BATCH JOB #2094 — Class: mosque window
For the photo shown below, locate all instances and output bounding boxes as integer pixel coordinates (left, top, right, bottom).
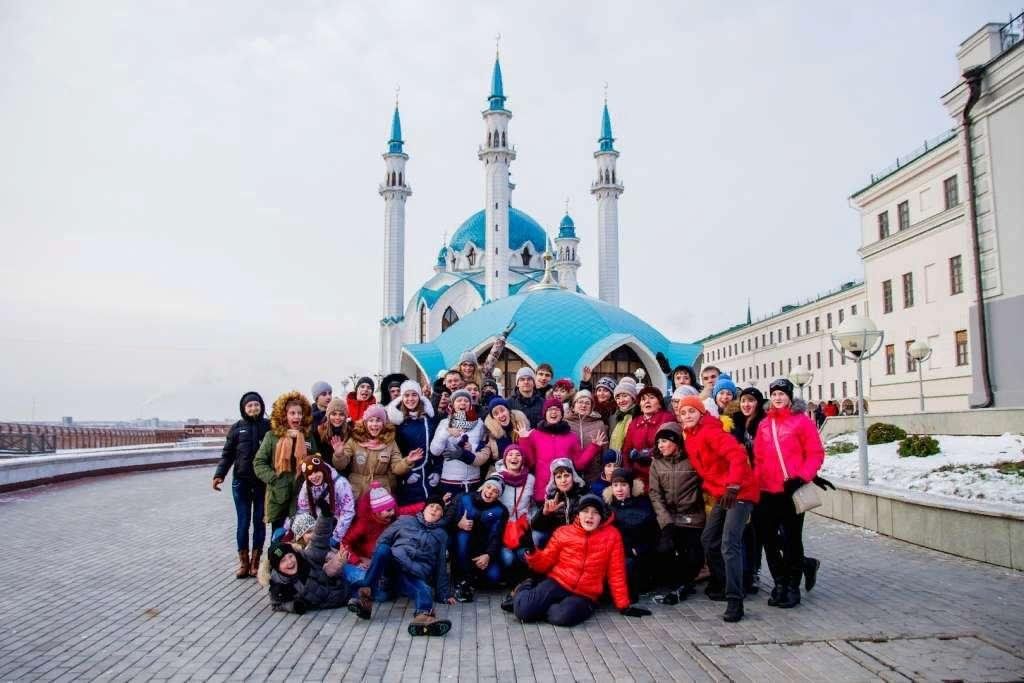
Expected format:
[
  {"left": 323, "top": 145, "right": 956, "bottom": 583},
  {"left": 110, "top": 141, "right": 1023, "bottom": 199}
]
[
  {"left": 398, "top": 172, "right": 403, "bottom": 186},
  {"left": 501, "top": 131, "right": 506, "bottom": 147},
  {"left": 521, "top": 246, "right": 531, "bottom": 266},
  {"left": 612, "top": 170, "right": 616, "bottom": 184},
  {"left": 418, "top": 305, "right": 427, "bottom": 343},
  {"left": 442, "top": 307, "right": 459, "bottom": 332},
  {"left": 467, "top": 247, "right": 476, "bottom": 267},
  {"left": 592, "top": 345, "right": 645, "bottom": 383}
]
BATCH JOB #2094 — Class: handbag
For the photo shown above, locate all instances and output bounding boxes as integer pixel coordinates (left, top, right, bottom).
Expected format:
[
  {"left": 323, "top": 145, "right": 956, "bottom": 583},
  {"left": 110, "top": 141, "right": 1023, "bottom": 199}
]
[
  {"left": 502, "top": 483, "right": 531, "bottom": 549},
  {"left": 771, "top": 420, "right": 822, "bottom": 514}
]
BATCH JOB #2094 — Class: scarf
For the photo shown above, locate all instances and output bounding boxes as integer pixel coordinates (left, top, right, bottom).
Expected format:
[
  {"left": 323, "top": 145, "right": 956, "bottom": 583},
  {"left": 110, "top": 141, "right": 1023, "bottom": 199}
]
[
  {"left": 537, "top": 419, "right": 570, "bottom": 435},
  {"left": 273, "top": 434, "right": 308, "bottom": 475},
  {"left": 498, "top": 467, "right": 529, "bottom": 488}
]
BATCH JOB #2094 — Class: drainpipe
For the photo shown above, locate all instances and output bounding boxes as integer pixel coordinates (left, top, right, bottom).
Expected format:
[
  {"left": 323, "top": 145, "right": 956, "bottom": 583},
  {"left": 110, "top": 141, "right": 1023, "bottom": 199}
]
[{"left": 961, "top": 65, "right": 994, "bottom": 408}]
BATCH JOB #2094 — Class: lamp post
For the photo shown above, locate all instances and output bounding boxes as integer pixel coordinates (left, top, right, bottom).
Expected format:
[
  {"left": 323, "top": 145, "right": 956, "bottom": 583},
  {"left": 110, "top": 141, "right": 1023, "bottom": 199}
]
[
  {"left": 788, "top": 368, "right": 814, "bottom": 401},
  {"left": 634, "top": 367, "right": 646, "bottom": 389},
  {"left": 492, "top": 367, "right": 503, "bottom": 396},
  {"left": 908, "top": 339, "right": 933, "bottom": 412},
  {"left": 348, "top": 374, "right": 360, "bottom": 390},
  {"left": 830, "top": 316, "right": 884, "bottom": 486}
]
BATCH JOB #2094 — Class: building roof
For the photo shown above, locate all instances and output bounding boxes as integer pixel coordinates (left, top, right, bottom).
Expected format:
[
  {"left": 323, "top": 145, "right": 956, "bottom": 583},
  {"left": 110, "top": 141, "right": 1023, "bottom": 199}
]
[
  {"left": 449, "top": 207, "right": 548, "bottom": 253},
  {"left": 849, "top": 129, "right": 956, "bottom": 198},
  {"left": 488, "top": 57, "right": 506, "bottom": 111},
  {"left": 403, "top": 288, "right": 700, "bottom": 382},
  {"left": 387, "top": 106, "right": 404, "bottom": 154},
  {"left": 557, "top": 213, "right": 576, "bottom": 238},
  {"left": 598, "top": 103, "right": 616, "bottom": 152}
]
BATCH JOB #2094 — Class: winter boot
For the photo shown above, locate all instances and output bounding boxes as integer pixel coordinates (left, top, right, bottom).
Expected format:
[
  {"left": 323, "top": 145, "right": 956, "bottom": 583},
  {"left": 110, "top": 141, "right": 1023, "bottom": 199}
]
[
  {"left": 722, "top": 598, "right": 744, "bottom": 623},
  {"left": 347, "top": 587, "right": 373, "bottom": 620},
  {"left": 777, "top": 579, "right": 801, "bottom": 609},
  {"left": 235, "top": 550, "right": 250, "bottom": 579},
  {"left": 501, "top": 577, "right": 534, "bottom": 613},
  {"left": 704, "top": 579, "right": 726, "bottom": 602},
  {"left": 454, "top": 580, "right": 475, "bottom": 603},
  {"left": 408, "top": 612, "right": 452, "bottom": 637},
  {"left": 248, "top": 548, "right": 261, "bottom": 578},
  {"left": 803, "top": 557, "right": 820, "bottom": 592}
]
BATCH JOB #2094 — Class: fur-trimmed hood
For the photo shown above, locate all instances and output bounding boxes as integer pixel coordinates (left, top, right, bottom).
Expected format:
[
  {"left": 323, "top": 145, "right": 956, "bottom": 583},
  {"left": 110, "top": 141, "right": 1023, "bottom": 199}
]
[
  {"left": 483, "top": 409, "right": 529, "bottom": 440},
  {"left": 269, "top": 391, "right": 313, "bottom": 437},
  {"left": 601, "top": 478, "right": 646, "bottom": 503},
  {"left": 350, "top": 419, "right": 397, "bottom": 445},
  {"left": 386, "top": 395, "right": 435, "bottom": 426}
]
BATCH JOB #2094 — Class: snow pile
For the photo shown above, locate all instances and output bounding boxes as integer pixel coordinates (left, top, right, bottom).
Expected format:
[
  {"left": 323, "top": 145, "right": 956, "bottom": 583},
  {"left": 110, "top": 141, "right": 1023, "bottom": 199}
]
[{"left": 821, "top": 432, "right": 1024, "bottom": 507}]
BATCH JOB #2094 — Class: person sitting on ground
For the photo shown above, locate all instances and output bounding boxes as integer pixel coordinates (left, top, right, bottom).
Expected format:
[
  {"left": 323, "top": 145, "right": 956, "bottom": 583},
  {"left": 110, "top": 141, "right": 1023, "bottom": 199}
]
[
  {"left": 347, "top": 495, "right": 456, "bottom": 637},
  {"left": 509, "top": 494, "right": 651, "bottom": 626},
  {"left": 430, "top": 389, "right": 488, "bottom": 495},
  {"left": 257, "top": 512, "right": 316, "bottom": 587},
  {"left": 294, "top": 455, "right": 356, "bottom": 547},
  {"left": 648, "top": 421, "right": 706, "bottom": 606},
  {"left": 448, "top": 474, "right": 509, "bottom": 602},
  {"left": 339, "top": 483, "right": 397, "bottom": 598},
  {"left": 267, "top": 507, "right": 351, "bottom": 614},
  {"left": 603, "top": 468, "right": 659, "bottom": 601},
  {"left": 493, "top": 445, "right": 535, "bottom": 575}
]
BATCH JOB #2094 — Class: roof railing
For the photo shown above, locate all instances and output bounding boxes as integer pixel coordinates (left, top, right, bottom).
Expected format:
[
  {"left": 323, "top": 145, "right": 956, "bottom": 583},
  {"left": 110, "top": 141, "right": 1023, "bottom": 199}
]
[
  {"left": 862, "top": 128, "right": 957, "bottom": 188},
  {"left": 1000, "top": 10, "right": 1024, "bottom": 53}
]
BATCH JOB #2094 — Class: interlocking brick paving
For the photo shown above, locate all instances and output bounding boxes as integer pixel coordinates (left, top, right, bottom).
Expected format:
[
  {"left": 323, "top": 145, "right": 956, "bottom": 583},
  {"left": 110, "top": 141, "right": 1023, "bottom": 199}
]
[{"left": 1, "top": 466, "right": 1021, "bottom": 682}]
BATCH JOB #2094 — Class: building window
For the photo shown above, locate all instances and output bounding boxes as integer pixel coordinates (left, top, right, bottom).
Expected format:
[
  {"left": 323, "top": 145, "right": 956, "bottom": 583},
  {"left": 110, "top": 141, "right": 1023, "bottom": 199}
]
[
  {"left": 796, "top": 323, "right": 800, "bottom": 337},
  {"left": 814, "top": 316, "right": 820, "bottom": 332},
  {"left": 771, "top": 361, "right": 776, "bottom": 375},
  {"left": 944, "top": 175, "right": 959, "bottom": 209},
  {"left": 877, "top": 211, "right": 890, "bottom": 240},
  {"left": 816, "top": 352, "right": 821, "bottom": 369},
  {"left": 441, "top": 306, "right": 459, "bottom": 332},
  {"left": 466, "top": 247, "right": 476, "bottom": 268},
  {"left": 906, "top": 340, "right": 917, "bottom": 372},
  {"left": 955, "top": 330, "right": 969, "bottom": 366},
  {"left": 885, "top": 344, "right": 896, "bottom": 375},
  {"left": 829, "top": 349, "right": 834, "bottom": 367},
  {"left": 902, "top": 272, "right": 914, "bottom": 308},
  {"left": 830, "top": 383, "right": 835, "bottom": 399},
  {"left": 761, "top": 333, "right": 766, "bottom": 346},
  {"left": 841, "top": 381, "right": 847, "bottom": 398},
  {"left": 838, "top": 309, "right": 845, "bottom": 324},
  {"left": 817, "top": 385, "right": 822, "bottom": 400},
  {"left": 807, "top": 354, "right": 811, "bottom": 367},
  {"left": 898, "top": 200, "right": 910, "bottom": 230},
  {"left": 827, "top": 313, "right": 833, "bottom": 329},
  {"left": 841, "top": 352, "right": 846, "bottom": 365},
  {"left": 418, "top": 305, "right": 427, "bottom": 343},
  {"left": 949, "top": 255, "right": 963, "bottom": 295},
  {"left": 851, "top": 304, "right": 858, "bottom": 315},
  {"left": 769, "top": 331, "right": 774, "bottom": 344},
  {"left": 786, "top": 326, "right": 791, "bottom": 341},
  {"left": 882, "top": 280, "right": 893, "bottom": 314},
  {"left": 787, "top": 358, "right": 792, "bottom": 372}
]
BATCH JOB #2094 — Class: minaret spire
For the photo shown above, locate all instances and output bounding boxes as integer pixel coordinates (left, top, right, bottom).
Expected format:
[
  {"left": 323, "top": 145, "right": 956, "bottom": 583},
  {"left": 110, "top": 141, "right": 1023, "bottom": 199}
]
[
  {"left": 480, "top": 48, "right": 515, "bottom": 301},
  {"left": 379, "top": 98, "right": 412, "bottom": 374},
  {"left": 590, "top": 94, "right": 624, "bottom": 306}
]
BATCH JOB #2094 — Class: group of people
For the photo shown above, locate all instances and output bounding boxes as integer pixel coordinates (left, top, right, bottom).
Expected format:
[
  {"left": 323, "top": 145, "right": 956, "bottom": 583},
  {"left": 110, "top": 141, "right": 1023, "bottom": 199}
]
[{"left": 213, "top": 342, "right": 827, "bottom": 635}]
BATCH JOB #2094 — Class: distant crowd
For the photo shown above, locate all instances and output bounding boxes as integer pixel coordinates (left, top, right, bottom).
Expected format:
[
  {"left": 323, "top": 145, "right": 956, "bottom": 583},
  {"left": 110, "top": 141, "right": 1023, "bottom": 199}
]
[{"left": 213, "top": 325, "right": 829, "bottom": 636}]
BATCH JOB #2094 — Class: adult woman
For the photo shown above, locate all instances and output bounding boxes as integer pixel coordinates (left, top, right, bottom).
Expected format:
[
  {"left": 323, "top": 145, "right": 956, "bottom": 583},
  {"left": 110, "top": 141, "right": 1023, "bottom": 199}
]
[
  {"left": 429, "top": 389, "right": 488, "bottom": 495},
  {"left": 565, "top": 390, "right": 609, "bottom": 483},
  {"left": 731, "top": 386, "right": 766, "bottom": 592},
  {"left": 346, "top": 377, "right": 377, "bottom": 423},
  {"left": 753, "top": 378, "right": 825, "bottom": 609},
  {"left": 476, "top": 397, "right": 530, "bottom": 464},
  {"left": 670, "top": 365, "right": 701, "bottom": 393},
  {"left": 213, "top": 391, "right": 271, "bottom": 578},
  {"left": 253, "top": 391, "right": 317, "bottom": 533},
  {"left": 314, "top": 397, "right": 350, "bottom": 462},
  {"left": 620, "top": 386, "right": 676, "bottom": 487},
  {"left": 518, "top": 398, "right": 606, "bottom": 503},
  {"left": 387, "top": 380, "right": 441, "bottom": 515},
  {"left": 335, "top": 404, "right": 402, "bottom": 499}
]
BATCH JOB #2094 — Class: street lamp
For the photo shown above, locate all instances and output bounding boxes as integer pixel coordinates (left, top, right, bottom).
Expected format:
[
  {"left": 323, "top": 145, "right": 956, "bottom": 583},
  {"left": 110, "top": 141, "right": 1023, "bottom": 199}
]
[
  {"left": 634, "top": 367, "right": 646, "bottom": 389},
  {"left": 491, "top": 368, "right": 503, "bottom": 396},
  {"left": 788, "top": 368, "right": 814, "bottom": 400},
  {"left": 830, "top": 316, "right": 884, "bottom": 486},
  {"left": 909, "top": 339, "right": 932, "bottom": 412}
]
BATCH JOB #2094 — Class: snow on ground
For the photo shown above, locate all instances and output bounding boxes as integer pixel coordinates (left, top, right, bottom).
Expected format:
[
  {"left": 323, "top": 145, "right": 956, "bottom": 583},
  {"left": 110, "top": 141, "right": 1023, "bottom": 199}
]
[{"left": 821, "top": 433, "right": 1024, "bottom": 507}]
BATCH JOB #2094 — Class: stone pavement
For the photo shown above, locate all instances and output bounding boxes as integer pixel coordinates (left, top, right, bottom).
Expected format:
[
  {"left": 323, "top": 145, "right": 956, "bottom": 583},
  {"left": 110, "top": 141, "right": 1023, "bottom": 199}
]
[{"left": 0, "top": 466, "right": 1022, "bottom": 682}]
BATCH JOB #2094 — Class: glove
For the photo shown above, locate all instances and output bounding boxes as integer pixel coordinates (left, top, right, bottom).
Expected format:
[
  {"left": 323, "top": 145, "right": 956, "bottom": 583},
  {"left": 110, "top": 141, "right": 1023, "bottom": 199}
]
[
  {"left": 783, "top": 478, "right": 806, "bottom": 496},
  {"left": 291, "top": 598, "right": 308, "bottom": 615},
  {"left": 629, "top": 449, "right": 652, "bottom": 466},
  {"left": 457, "top": 434, "right": 469, "bottom": 448},
  {"left": 813, "top": 475, "right": 836, "bottom": 491},
  {"left": 620, "top": 605, "right": 652, "bottom": 618},
  {"left": 656, "top": 526, "right": 674, "bottom": 554},
  {"left": 655, "top": 351, "right": 671, "bottom": 374},
  {"left": 719, "top": 486, "right": 739, "bottom": 510}
]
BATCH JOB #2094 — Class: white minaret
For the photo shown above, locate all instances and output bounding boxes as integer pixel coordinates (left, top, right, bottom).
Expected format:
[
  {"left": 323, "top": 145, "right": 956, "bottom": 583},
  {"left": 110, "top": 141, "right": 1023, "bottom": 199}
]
[
  {"left": 554, "top": 208, "right": 581, "bottom": 293},
  {"left": 478, "top": 54, "right": 515, "bottom": 301},
  {"left": 379, "top": 103, "right": 411, "bottom": 375},
  {"left": 590, "top": 100, "right": 623, "bottom": 307}
]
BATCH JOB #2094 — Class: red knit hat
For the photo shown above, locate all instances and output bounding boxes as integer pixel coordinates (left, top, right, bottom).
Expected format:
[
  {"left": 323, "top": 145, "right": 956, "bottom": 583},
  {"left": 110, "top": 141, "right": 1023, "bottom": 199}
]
[{"left": 542, "top": 397, "right": 564, "bottom": 417}]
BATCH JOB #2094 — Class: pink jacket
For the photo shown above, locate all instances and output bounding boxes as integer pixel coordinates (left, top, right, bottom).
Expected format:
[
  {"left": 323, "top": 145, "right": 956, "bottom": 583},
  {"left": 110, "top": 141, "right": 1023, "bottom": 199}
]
[
  {"left": 753, "top": 407, "right": 824, "bottom": 493},
  {"left": 518, "top": 425, "right": 601, "bottom": 503}
]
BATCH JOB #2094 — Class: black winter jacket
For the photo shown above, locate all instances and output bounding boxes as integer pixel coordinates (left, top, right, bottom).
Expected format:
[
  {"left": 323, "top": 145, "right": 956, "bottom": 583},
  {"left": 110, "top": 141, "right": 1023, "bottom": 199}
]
[
  {"left": 215, "top": 392, "right": 271, "bottom": 484},
  {"left": 508, "top": 391, "right": 545, "bottom": 428},
  {"left": 269, "top": 515, "right": 350, "bottom": 612},
  {"left": 606, "top": 493, "right": 659, "bottom": 558}
]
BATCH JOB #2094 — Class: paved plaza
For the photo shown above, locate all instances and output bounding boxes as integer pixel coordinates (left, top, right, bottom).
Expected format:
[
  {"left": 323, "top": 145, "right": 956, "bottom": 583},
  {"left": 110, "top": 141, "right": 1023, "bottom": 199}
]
[{"left": 1, "top": 466, "right": 1022, "bottom": 682}]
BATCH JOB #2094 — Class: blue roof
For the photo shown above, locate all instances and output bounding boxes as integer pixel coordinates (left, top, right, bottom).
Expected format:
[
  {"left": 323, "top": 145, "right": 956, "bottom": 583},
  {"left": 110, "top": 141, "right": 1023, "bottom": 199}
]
[
  {"left": 489, "top": 57, "right": 507, "bottom": 111},
  {"left": 436, "top": 245, "right": 448, "bottom": 266},
  {"left": 557, "top": 213, "right": 576, "bottom": 238},
  {"left": 450, "top": 207, "right": 547, "bottom": 253},
  {"left": 403, "top": 288, "right": 701, "bottom": 385},
  {"left": 598, "top": 103, "right": 615, "bottom": 152},
  {"left": 387, "top": 106, "right": 404, "bottom": 154}
]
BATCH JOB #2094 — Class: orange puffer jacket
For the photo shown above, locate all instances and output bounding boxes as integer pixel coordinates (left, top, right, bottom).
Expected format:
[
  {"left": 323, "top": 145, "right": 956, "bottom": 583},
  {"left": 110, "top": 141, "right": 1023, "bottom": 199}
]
[{"left": 524, "top": 516, "right": 631, "bottom": 609}]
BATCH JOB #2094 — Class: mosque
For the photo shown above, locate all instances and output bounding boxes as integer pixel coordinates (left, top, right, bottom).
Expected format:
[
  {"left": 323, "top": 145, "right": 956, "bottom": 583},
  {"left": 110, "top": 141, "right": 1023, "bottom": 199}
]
[{"left": 377, "top": 54, "right": 700, "bottom": 393}]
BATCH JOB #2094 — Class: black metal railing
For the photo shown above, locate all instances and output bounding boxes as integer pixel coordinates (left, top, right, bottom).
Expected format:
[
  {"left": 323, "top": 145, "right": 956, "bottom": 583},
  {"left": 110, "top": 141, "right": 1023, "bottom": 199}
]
[
  {"left": 0, "top": 433, "right": 57, "bottom": 455},
  {"left": 1000, "top": 11, "right": 1024, "bottom": 53}
]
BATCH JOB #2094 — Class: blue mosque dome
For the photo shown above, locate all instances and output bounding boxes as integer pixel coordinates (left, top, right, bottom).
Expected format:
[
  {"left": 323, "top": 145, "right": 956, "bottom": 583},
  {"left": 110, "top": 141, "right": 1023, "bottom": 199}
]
[
  {"left": 558, "top": 213, "right": 576, "bottom": 239},
  {"left": 403, "top": 287, "right": 701, "bottom": 385},
  {"left": 435, "top": 244, "right": 448, "bottom": 267},
  {"left": 449, "top": 207, "right": 547, "bottom": 255}
]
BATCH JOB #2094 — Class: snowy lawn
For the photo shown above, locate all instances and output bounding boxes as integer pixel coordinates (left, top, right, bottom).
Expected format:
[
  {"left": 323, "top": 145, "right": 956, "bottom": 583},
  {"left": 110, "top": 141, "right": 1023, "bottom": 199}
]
[{"left": 821, "top": 432, "right": 1024, "bottom": 507}]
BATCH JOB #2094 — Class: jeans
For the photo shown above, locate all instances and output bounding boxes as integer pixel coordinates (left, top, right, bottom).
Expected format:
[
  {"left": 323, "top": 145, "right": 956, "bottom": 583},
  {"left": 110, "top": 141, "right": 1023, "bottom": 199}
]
[
  {"left": 755, "top": 492, "right": 806, "bottom": 585},
  {"left": 452, "top": 504, "right": 506, "bottom": 585},
  {"left": 742, "top": 520, "right": 761, "bottom": 581},
  {"left": 352, "top": 543, "right": 434, "bottom": 613},
  {"left": 701, "top": 501, "right": 752, "bottom": 601},
  {"left": 513, "top": 578, "right": 595, "bottom": 627},
  {"left": 231, "top": 478, "right": 266, "bottom": 552},
  {"left": 342, "top": 564, "right": 390, "bottom": 602}
]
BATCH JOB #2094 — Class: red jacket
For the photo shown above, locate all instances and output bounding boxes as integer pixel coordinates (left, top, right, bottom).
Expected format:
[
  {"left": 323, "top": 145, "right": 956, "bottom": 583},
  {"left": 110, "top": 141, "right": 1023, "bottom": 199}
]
[
  {"left": 346, "top": 392, "right": 377, "bottom": 423},
  {"left": 683, "top": 414, "right": 759, "bottom": 503},
  {"left": 525, "top": 516, "right": 631, "bottom": 609},
  {"left": 621, "top": 409, "right": 676, "bottom": 487},
  {"left": 753, "top": 407, "right": 825, "bottom": 493},
  {"left": 341, "top": 491, "right": 392, "bottom": 564}
]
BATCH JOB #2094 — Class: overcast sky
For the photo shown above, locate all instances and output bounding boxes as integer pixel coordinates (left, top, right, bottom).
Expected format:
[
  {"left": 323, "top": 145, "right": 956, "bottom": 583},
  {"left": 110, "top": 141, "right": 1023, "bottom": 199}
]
[{"left": 0, "top": 1, "right": 1009, "bottom": 421}]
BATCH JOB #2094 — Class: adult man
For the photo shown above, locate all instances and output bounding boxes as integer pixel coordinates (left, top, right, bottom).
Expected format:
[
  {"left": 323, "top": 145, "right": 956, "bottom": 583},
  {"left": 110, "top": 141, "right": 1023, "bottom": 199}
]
[
  {"left": 507, "top": 367, "right": 545, "bottom": 427},
  {"left": 535, "top": 364, "right": 554, "bottom": 398},
  {"left": 699, "top": 366, "right": 721, "bottom": 401},
  {"left": 432, "top": 370, "right": 464, "bottom": 415}
]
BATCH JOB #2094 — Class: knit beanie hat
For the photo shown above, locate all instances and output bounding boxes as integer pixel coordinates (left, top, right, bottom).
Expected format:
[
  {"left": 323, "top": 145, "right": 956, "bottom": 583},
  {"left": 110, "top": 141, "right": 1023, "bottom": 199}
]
[
  {"left": 399, "top": 380, "right": 423, "bottom": 400},
  {"left": 672, "top": 385, "right": 699, "bottom": 400},
  {"left": 487, "top": 396, "right": 509, "bottom": 416},
  {"left": 613, "top": 381, "right": 638, "bottom": 399},
  {"left": 289, "top": 513, "right": 317, "bottom": 539},
  {"left": 576, "top": 493, "right": 608, "bottom": 520},
  {"left": 620, "top": 376, "right": 637, "bottom": 386},
  {"left": 299, "top": 454, "right": 332, "bottom": 481},
  {"left": 572, "top": 389, "right": 594, "bottom": 406},
  {"left": 637, "top": 385, "right": 664, "bottom": 404},
  {"left": 515, "top": 366, "right": 536, "bottom": 382},
  {"left": 425, "top": 493, "right": 446, "bottom": 510},
  {"left": 542, "top": 397, "right": 564, "bottom": 418},
  {"left": 554, "top": 378, "right": 574, "bottom": 392},
  {"left": 478, "top": 474, "right": 505, "bottom": 495},
  {"left": 712, "top": 374, "right": 738, "bottom": 399},
  {"left": 610, "top": 467, "right": 631, "bottom": 485},
  {"left": 676, "top": 395, "right": 706, "bottom": 415},
  {"left": 459, "top": 350, "right": 477, "bottom": 366},
  {"left": 602, "top": 449, "right": 620, "bottom": 465},
  {"left": 740, "top": 386, "right": 765, "bottom": 404},
  {"left": 356, "top": 376, "right": 375, "bottom": 393},
  {"left": 769, "top": 378, "right": 795, "bottom": 401},
  {"left": 596, "top": 377, "right": 617, "bottom": 393},
  {"left": 362, "top": 404, "right": 388, "bottom": 423},
  {"left": 311, "top": 381, "right": 332, "bottom": 398},
  {"left": 325, "top": 397, "right": 347, "bottom": 415},
  {"left": 482, "top": 378, "right": 498, "bottom": 391},
  {"left": 502, "top": 443, "right": 523, "bottom": 459},
  {"left": 449, "top": 388, "right": 473, "bottom": 406},
  {"left": 268, "top": 542, "right": 296, "bottom": 572},
  {"left": 241, "top": 391, "right": 263, "bottom": 408},
  {"left": 368, "top": 481, "right": 397, "bottom": 513},
  {"left": 655, "top": 421, "right": 684, "bottom": 447}
]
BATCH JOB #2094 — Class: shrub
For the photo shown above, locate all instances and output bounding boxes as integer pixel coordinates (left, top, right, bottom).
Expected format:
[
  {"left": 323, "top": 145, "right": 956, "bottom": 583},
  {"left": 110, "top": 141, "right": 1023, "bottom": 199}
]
[
  {"left": 866, "top": 422, "right": 907, "bottom": 445},
  {"left": 898, "top": 435, "right": 940, "bottom": 458},
  {"left": 827, "top": 440, "right": 858, "bottom": 455}
]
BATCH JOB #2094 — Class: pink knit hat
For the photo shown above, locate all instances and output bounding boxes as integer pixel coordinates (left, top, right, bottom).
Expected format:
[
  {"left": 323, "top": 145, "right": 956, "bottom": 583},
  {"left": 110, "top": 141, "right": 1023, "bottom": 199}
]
[
  {"left": 362, "top": 404, "right": 388, "bottom": 424},
  {"left": 368, "top": 481, "right": 396, "bottom": 513}
]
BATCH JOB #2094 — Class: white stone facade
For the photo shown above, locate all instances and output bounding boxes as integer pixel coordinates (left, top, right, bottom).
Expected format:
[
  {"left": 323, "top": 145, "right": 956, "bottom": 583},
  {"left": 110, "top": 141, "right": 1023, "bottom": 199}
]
[
  {"left": 591, "top": 149, "right": 623, "bottom": 307},
  {"left": 378, "top": 147, "right": 411, "bottom": 374},
  {"left": 479, "top": 105, "right": 515, "bottom": 302}
]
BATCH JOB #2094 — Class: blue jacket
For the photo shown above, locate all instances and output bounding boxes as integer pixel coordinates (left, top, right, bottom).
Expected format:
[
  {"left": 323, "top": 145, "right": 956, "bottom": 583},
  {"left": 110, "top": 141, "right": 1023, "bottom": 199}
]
[
  {"left": 449, "top": 492, "right": 508, "bottom": 563},
  {"left": 377, "top": 513, "right": 452, "bottom": 601},
  {"left": 388, "top": 399, "right": 442, "bottom": 506}
]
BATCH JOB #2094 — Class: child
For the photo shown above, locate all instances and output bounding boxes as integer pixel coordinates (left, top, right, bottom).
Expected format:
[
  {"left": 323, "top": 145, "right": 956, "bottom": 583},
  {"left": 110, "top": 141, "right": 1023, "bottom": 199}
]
[
  {"left": 449, "top": 474, "right": 509, "bottom": 601},
  {"left": 511, "top": 494, "right": 651, "bottom": 626},
  {"left": 493, "top": 445, "right": 535, "bottom": 573},
  {"left": 294, "top": 455, "right": 356, "bottom": 547},
  {"left": 603, "top": 468, "right": 659, "bottom": 600},
  {"left": 530, "top": 458, "right": 590, "bottom": 545},
  {"left": 430, "top": 389, "right": 488, "bottom": 495},
  {"left": 257, "top": 512, "right": 316, "bottom": 587},
  {"left": 267, "top": 511, "right": 351, "bottom": 614},
  {"left": 347, "top": 495, "right": 455, "bottom": 636},
  {"left": 589, "top": 450, "right": 620, "bottom": 497},
  {"left": 253, "top": 391, "right": 318, "bottom": 532},
  {"left": 335, "top": 405, "right": 402, "bottom": 499}
]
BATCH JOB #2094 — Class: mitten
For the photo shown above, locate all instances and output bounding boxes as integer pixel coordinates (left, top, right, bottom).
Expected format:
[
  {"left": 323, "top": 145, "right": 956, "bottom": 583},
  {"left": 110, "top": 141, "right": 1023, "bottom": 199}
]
[{"left": 620, "top": 605, "right": 652, "bottom": 618}]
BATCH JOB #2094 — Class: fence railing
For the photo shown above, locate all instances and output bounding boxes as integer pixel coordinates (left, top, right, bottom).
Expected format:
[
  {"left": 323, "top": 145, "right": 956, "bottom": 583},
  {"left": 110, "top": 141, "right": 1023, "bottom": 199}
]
[
  {"left": 0, "top": 433, "right": 57, "bottom": 455},
  {"left": 1000, "top": 10, "right": 1024, "bottom": 53},
  {"left": 0, "top": 422, "right": 188, "bottom": 454}
]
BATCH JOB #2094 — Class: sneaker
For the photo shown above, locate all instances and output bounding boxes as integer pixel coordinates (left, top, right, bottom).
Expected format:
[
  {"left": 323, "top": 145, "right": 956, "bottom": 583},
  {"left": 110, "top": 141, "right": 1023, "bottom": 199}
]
[
  {"left": 408, "top": 612, "right": 452, "bottom": 637},
  {"left": 803, "top": 558, "right": 820, "bottom": 592}
]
